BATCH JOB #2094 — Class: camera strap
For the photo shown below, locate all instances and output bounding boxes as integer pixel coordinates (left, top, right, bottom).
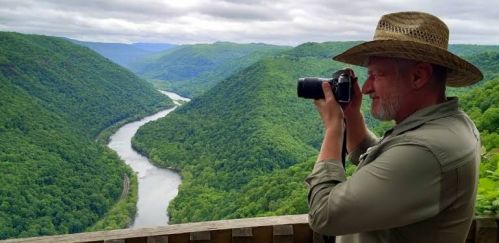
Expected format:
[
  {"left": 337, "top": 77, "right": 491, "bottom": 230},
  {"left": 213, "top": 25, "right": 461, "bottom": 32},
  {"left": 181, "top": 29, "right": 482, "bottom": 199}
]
[{"left": 341, "top": 119, "right": 347, "bottom": 169}]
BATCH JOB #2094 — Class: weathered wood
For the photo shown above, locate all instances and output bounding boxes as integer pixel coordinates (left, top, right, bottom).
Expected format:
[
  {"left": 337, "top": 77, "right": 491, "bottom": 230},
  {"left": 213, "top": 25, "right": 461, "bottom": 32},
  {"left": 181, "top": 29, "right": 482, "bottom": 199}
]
[
  {"left": 293, "top": 224, "right": 313, "bottom": 243},
  {"left": 232, "top": 227, "right": 253, "bottom": 243},
  {"left": 127, "top": 237, "right": 148, "bottom": 243},
  {"left": 147, "top": 235, "right": 168, "bottom": 243},
  {"left": 166, "top": 234, "right": 188, "bottom": 243},
  {"left": 232, "top": 227, "right": 253, "bottom": 237},
  {"left": 189, "top": 231, "right": 210, "bottom": 241},
  {"left": 253, "top": 226, "right": 272, "bottom": 243},
  {"left": 1, "top": 215, "right": 307, "bottom": 243},
  {"left": 2, "top": 215, "right": 498, "bottom": 243},
  {"left": 104, "top": 240, "right": 124, "bottom": 243},
  {"left": 475, "top": 217, "right": 498, "bottom": 243},
  {"left": 210, "top": 230, "right": 231, "bottom": 243},
  {"left": 273, "top": 225, "right": 293, "bottom": 243}
]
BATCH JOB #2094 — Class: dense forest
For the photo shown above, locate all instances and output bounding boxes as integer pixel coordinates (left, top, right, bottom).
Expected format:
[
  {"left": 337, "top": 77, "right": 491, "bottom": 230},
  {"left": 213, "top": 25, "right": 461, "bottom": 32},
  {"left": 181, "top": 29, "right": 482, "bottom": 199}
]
[
  {"left": 133, "top": 41, "right": 499, "bottom": 223},
  {"left": 0, "top": 32, "right": 173, "bottom": 239},
  {"left": 127, "top": 42, "right": 292, "bottom": 97}
]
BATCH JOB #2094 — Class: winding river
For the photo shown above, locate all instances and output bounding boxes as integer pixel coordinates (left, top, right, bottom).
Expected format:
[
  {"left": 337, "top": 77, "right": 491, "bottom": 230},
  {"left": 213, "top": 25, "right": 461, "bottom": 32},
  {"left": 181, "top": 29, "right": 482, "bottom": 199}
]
[{"left": 107, "top": 91, "right": 190, "bottom": 228}]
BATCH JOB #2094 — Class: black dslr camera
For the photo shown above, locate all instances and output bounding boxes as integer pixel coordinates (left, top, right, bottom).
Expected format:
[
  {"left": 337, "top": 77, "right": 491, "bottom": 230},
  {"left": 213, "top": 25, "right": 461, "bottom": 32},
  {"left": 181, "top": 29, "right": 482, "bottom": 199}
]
[{"left": 297, "top": 69, "right": 355, "bottom": 103}]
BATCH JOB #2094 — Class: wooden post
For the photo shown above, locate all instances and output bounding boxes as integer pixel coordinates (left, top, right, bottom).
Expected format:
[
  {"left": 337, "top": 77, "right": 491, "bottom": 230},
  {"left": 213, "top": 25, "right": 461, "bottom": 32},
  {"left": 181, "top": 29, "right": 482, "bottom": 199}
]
[
  {"left": 293, "top": 224, "right": 313, "bottom": 243},
  {"left": 147, "top": 235, "right": 168, "bottom": 243},
  {"left": 189, "top": 231, "right": 210, "bottom": 242},
  {"left": 210, "top": 230, "right": 231, "bottom": 243},
  {"left": 166, "top": 234, "right": 189, "bottom": 243},
  {"left": 475, "top": 217, "right": 498, "bottom": 243},
  {"left": 273, "top": 225, "right": 293, "bottom": 243},
  {"left": 232, "top": 227, "right": 253, "bottom": 243}
]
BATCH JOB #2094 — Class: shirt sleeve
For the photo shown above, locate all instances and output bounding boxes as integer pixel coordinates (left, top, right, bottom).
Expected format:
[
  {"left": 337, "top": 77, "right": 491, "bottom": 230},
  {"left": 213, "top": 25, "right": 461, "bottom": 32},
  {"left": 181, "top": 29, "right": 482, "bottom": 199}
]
[
  {"left": 348, "top": 131, "right": 379, "bottom": 165},
  {"left": 306, "top": 144, "right": 441, "bottom": 236}
]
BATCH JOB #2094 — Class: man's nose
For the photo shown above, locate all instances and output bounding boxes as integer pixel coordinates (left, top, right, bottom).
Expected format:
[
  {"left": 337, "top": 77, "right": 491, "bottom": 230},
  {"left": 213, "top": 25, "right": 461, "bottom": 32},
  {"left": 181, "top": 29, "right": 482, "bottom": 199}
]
[{"left": 362, "top": 77, "right": 373, "bottom": 94}]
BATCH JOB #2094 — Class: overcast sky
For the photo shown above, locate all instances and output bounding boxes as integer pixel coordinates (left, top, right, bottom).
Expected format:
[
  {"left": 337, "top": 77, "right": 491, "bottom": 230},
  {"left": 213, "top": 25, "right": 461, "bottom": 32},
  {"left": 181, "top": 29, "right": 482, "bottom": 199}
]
[{"left": 1, "top": 0, "right": 498, "bottom": 46}]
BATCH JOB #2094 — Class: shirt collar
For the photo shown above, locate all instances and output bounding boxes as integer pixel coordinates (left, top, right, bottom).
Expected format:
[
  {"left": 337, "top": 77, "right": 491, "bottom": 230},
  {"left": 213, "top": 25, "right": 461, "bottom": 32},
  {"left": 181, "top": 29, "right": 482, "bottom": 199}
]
[{"left": 384, "top": 97, "right": 460, "bottom": 138}]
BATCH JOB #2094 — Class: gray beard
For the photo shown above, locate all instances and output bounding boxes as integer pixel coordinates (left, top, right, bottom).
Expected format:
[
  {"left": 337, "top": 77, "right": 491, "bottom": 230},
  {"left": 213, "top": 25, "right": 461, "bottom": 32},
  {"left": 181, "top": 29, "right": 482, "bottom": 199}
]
[{"left": 372, "top": 94, "right": 403, "bottom": 121}]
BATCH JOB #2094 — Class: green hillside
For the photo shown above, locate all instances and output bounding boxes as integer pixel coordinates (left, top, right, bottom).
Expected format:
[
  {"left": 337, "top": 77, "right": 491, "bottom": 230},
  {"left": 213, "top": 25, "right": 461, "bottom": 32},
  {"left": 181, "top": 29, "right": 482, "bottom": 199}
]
[
  {"left": 449, "top": 44, "right": 499, "bottom": 57},
  {"left": 133, "top": 41, "right": 499, "bottom": 223},
  {"left": 128, "top": 42, "right": 292, "bottom": 97},
  {"left": 1, "top": 32, "right": 173, "bottom": 138},
  {"left": 0, "top": 32, "right": 173, "bottom": 239}
]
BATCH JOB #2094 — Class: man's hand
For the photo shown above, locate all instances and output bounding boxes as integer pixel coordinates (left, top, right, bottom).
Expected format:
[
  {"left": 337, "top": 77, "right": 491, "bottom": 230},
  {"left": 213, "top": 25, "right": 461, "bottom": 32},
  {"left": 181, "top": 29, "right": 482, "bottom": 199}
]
[
  {"left": 314, "top": 82, "right": 345, "bottom": 132},
  {"left": 314, "top": 81, "right": 345, "bottom": 162},
  {"left": 341, "top": 68, "right": 362, "bottom": 120}
]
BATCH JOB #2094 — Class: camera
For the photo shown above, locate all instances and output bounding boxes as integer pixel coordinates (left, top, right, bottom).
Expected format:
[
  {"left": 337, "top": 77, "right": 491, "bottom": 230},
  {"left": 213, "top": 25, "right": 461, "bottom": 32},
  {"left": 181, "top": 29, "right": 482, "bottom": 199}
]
[{"left": 297, "top": 69, "right": 354, "bottom": 103}]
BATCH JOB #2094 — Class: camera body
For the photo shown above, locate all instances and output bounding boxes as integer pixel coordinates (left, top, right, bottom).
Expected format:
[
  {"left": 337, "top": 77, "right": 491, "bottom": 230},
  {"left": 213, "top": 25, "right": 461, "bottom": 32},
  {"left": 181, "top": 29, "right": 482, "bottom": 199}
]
[{"left": 297, "top": 69, "right": 354, "bottom": 103}]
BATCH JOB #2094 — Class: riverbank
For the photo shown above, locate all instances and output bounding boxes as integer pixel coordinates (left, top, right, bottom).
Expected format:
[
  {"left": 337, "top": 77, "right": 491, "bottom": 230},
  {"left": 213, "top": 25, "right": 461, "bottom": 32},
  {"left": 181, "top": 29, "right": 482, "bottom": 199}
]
[
  {"left": 105, "top": 91, "right": 188, "bottom": 228},
  {"left": 87, "top": 91, "right": 177, "bottom": 231}
]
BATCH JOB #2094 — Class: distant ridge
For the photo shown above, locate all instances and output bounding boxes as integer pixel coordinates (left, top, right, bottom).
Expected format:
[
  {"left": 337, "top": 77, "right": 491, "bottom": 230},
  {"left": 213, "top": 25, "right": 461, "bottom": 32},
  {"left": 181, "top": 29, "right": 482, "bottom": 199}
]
[
  {"left": 70, "top": 39, "right": 176, "bottom": 68},
  {"left": 127, "top": 42, "right": 292, "bottom": 97}
]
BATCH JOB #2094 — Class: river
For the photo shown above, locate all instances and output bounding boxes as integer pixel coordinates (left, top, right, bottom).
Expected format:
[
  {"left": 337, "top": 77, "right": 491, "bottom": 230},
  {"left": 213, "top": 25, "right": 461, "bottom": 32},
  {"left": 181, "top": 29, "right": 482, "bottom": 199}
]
[{"left": 107, "top": 91, "right": 190, "bottom": 228}]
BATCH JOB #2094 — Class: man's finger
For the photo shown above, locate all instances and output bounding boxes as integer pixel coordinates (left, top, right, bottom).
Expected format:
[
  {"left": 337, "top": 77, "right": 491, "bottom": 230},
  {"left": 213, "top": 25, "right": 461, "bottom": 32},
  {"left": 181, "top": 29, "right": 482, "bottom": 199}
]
[{"left": 321, "top": 81, "right": 334, "bottom": 101}]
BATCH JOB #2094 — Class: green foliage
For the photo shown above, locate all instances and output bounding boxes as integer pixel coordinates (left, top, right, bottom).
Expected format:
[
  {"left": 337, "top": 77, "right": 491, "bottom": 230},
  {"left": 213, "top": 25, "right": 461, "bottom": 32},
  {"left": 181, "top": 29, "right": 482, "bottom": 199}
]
[
  {"left": 0, "top": 32, "right": 173, "bottom": 138},
  {"left": 128, "top": 42, "right": 292, "bottom": 97},
  {"left": 460, "top": 78, "right": 499, "bottom": 216},
  {"left": 0, "top": 31, "right": 169, "bottom": 239},
  {"left": 449, "top": 44, "right": 499, "bottom": 57},
  {"left": 465, "top": 52, "right": 499, "bottom": 81},
  {"left": 475, "top": 152, "right": 499, "bottom": 216},
  {"left": 87, "top": 172, "right": 138, "bottom": 231}
]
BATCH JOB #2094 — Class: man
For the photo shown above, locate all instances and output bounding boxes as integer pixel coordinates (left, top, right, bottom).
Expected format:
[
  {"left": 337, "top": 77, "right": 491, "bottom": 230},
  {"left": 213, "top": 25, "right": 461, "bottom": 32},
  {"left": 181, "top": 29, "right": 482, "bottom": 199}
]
[{"left": 306, "top": 11, "right": 483, "bottom": 243}]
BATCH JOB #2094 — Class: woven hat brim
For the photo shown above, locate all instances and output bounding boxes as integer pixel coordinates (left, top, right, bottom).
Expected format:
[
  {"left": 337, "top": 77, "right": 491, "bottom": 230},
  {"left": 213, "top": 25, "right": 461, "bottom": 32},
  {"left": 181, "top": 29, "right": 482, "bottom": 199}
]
[{"left": 333, "top": 40, "right": 483, "bottom": 87}]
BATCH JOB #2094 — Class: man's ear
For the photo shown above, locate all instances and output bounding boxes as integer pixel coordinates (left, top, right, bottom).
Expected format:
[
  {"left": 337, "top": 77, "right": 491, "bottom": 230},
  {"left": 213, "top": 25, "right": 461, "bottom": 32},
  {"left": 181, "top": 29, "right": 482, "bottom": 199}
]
[{"left": 412, "top": 62, "right": 433, "bottom": 89}]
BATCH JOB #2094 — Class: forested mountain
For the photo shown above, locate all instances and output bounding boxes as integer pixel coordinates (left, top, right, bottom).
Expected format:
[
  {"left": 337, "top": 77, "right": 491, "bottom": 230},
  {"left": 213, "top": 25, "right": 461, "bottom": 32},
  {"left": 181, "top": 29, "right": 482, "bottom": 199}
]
[
  {"left": 0, "top": 32, "right": 173, "bottom": 239},
  {"left": 128, "top": 42, "right": 292, "bottom": 97},
  {"left": 70, "top": 39, "right": 175, "bottom": 69},
  {"left": 449, "top": 44, "right": 499, "bottom": 57},
  {"left": 133, "top": 41, "right": 499, "bottom": 223}
]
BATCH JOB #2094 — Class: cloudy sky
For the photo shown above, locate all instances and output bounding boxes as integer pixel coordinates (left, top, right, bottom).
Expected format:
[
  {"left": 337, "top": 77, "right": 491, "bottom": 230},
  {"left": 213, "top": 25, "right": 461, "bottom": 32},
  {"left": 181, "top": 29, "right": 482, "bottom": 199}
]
[{"left": 1, "top": 0, "right": 498, "bottom": 46}]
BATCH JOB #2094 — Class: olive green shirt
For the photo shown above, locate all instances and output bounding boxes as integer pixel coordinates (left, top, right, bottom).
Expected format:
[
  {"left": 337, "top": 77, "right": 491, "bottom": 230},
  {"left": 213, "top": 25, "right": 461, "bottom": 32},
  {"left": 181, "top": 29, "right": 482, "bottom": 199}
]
[{"left": 306, "top": 98, "right": 480, "bottom": 243}]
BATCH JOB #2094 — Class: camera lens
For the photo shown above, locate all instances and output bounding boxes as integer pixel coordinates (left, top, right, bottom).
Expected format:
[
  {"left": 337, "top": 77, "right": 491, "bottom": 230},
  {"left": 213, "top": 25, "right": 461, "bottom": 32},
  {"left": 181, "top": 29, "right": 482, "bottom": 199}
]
[{"left": 297, "top": 78, "right": 326, "bottom": 99}]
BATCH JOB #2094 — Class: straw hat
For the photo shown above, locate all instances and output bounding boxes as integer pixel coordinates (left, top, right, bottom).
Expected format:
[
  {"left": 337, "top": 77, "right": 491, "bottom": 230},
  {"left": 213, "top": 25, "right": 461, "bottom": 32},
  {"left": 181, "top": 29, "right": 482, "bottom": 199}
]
[{"left": 333, "top": 11, "right": 483, "bottom": 87}]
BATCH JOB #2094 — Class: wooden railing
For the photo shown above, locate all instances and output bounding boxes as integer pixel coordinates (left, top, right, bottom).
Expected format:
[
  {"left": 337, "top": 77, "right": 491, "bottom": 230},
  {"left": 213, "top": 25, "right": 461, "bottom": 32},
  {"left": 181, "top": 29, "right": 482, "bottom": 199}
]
[{"left": 1, "top": 215, "right": 497, "bottom": 243}]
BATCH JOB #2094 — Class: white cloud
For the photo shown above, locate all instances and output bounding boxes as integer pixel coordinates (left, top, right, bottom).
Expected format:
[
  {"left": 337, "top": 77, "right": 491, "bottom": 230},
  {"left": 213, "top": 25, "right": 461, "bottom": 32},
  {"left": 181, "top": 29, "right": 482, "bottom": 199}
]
[{"left": 0, "top": 0, "right": 498, "bottom": 45}]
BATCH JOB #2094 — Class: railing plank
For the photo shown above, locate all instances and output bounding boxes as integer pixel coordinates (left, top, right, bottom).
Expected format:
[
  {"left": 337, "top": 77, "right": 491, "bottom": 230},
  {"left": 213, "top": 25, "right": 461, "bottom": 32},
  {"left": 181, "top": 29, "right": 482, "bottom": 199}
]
[
  {"left": 210, "top": 230, "right": 231, "bottom": 243},
  {"left": 166, "top": 234, "right": 188, "bottom": 243},
  {"left": 293, "top": 224, "right": 312, "bottom": 243},
  {"left": 146, "top": 235, "right": 168, "bottom": 243},
  {"left": 253, "top": 226, "right": 272, "bottom": 243},
  {"left": 475, "top": 217, "right": 498, "bottom": 243},
  {"left": 232, "top": 227, "right": 253, "bottom": 243},
  {"left": 273, "top": 225, "right": 293, "bottom": 243},
  {"left": 2, "top": 214, "right": 498, "bottom": 243}
]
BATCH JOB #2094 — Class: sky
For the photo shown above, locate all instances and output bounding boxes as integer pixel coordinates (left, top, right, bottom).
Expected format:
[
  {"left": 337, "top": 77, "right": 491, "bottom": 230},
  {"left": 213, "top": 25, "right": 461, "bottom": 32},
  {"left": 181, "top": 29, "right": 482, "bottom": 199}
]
[{"left": 1, "top": 0, "right": 498, "bottom": 46}]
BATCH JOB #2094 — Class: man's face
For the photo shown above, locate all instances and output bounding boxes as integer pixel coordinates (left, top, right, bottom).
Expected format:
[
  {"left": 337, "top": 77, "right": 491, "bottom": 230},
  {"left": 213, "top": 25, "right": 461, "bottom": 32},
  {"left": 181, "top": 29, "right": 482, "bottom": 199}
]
[{"left": 362, "top": 57, "right": 412, "bottom": 121}]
